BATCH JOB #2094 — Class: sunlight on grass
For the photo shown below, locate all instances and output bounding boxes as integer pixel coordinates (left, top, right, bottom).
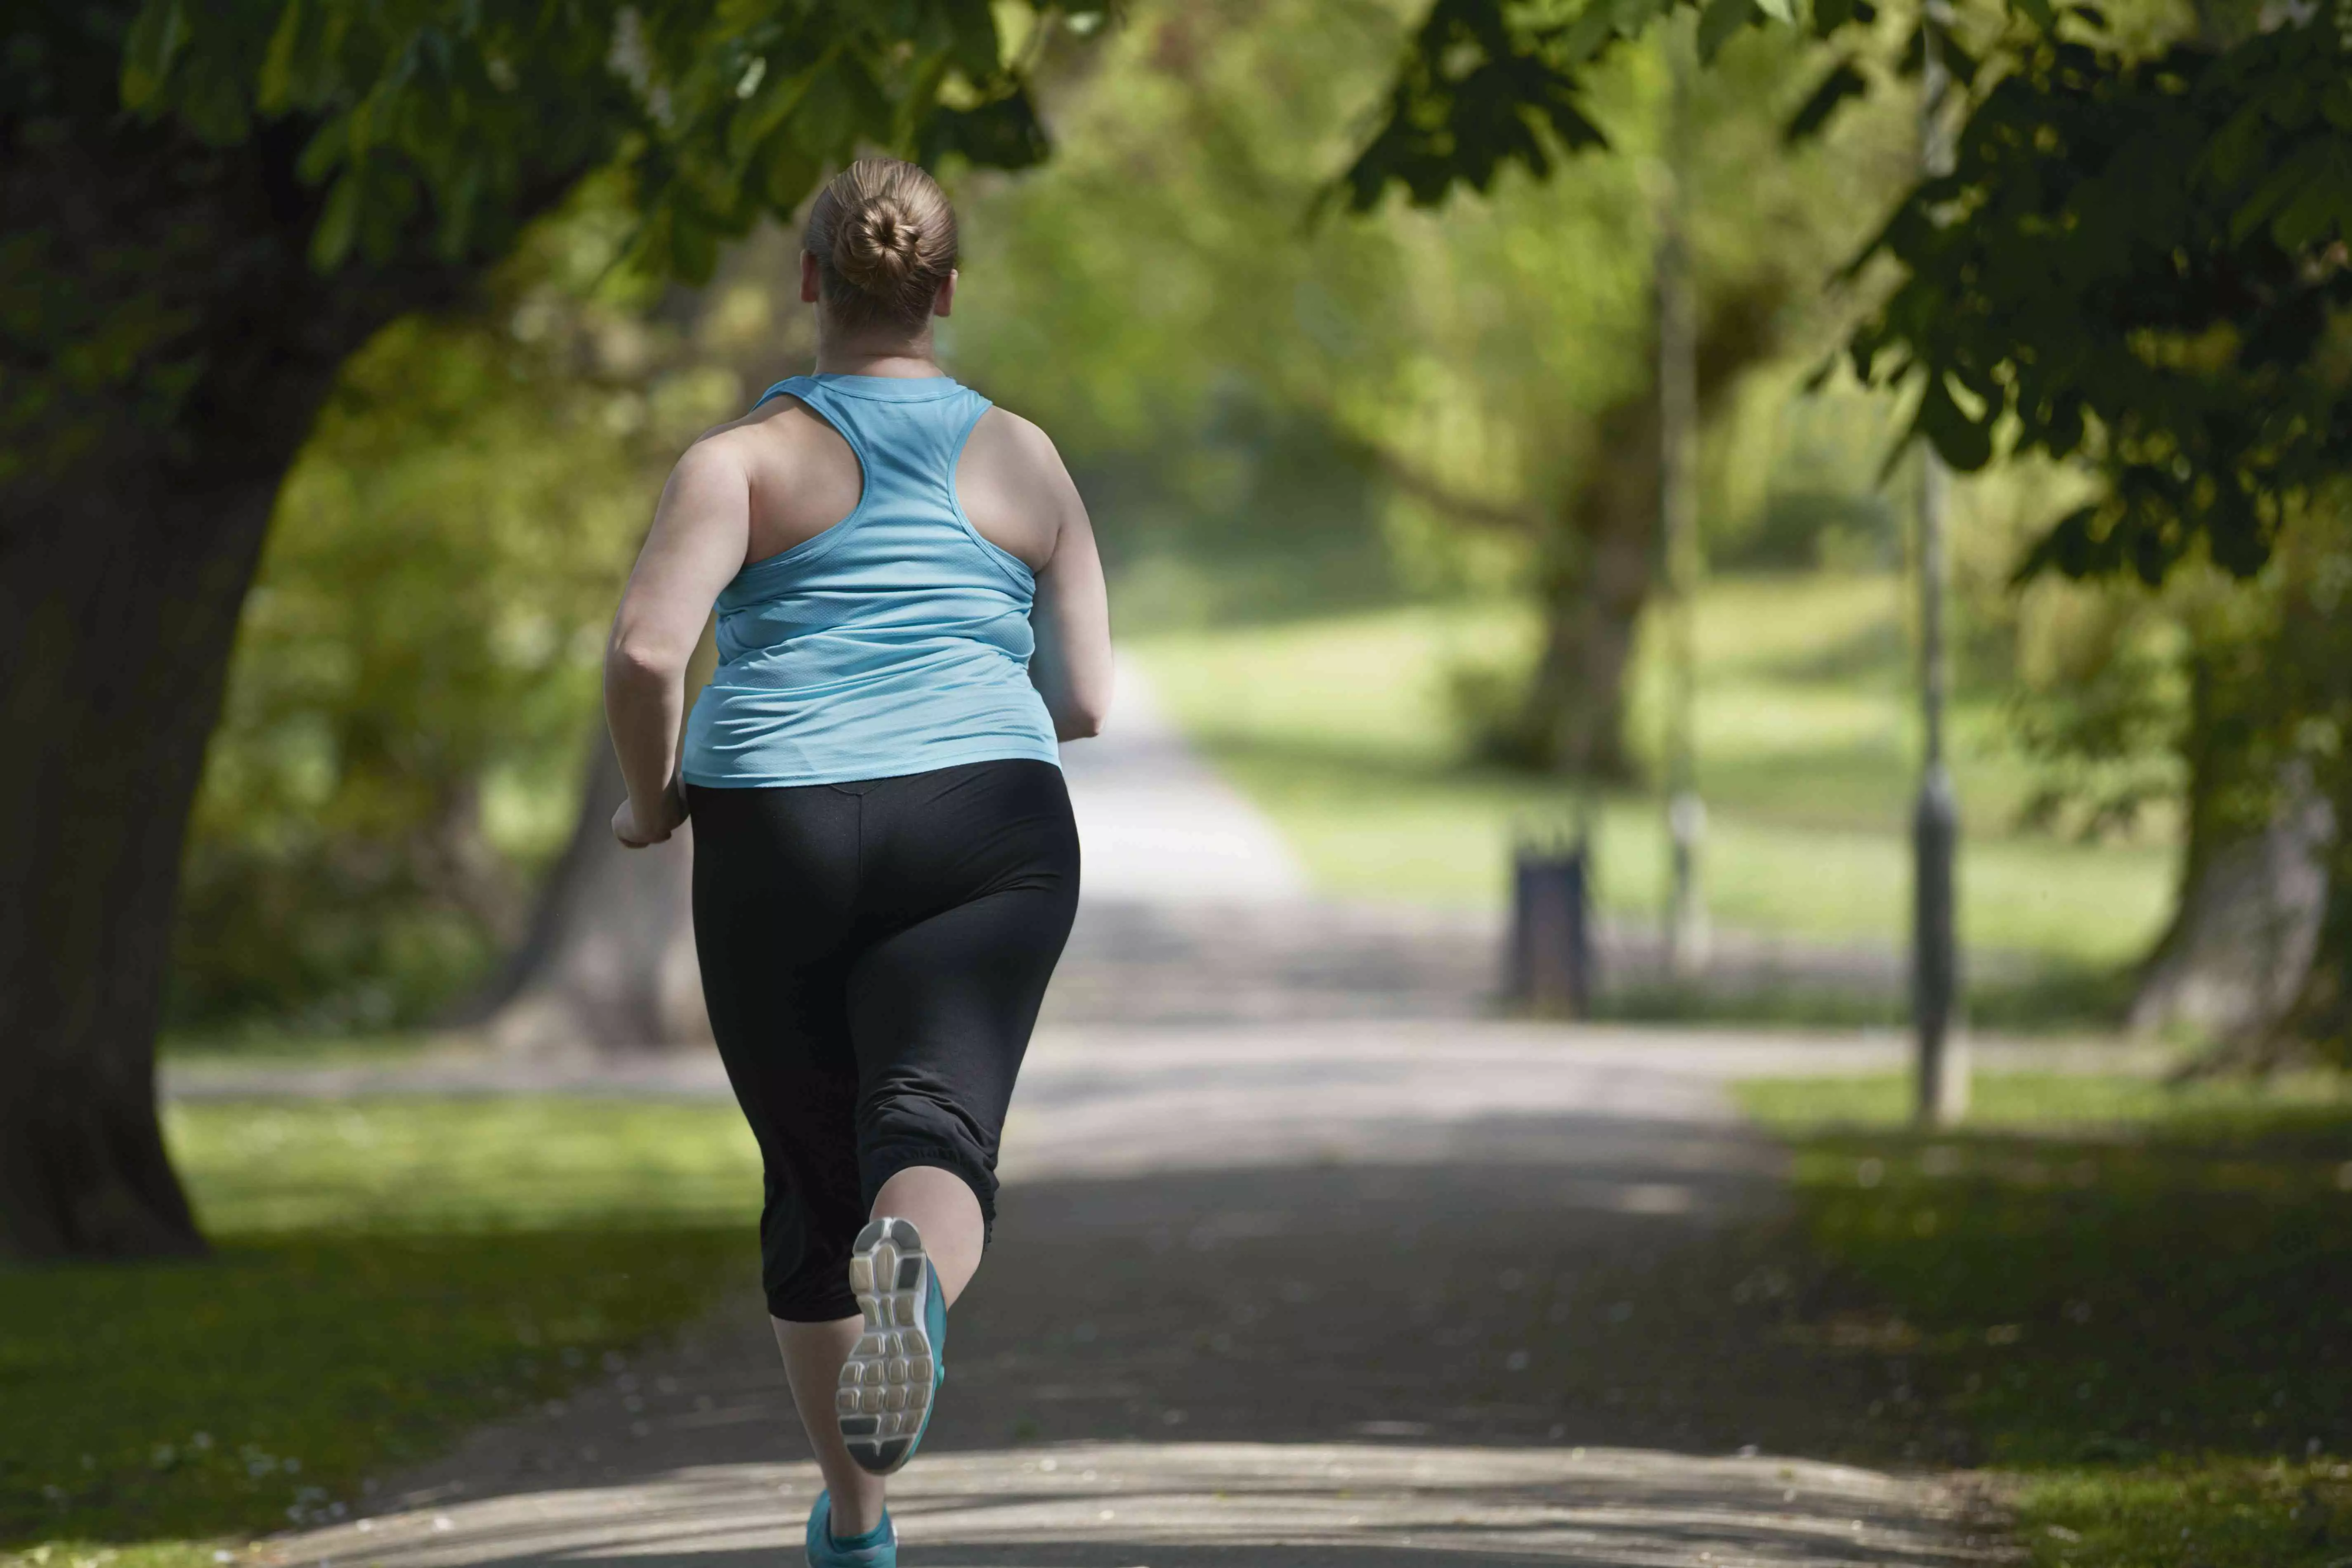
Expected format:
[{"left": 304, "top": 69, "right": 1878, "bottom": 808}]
[
  {"left": 3, "top": 1099, "right": 760, "bottom": 1556},
  {"left": 1127, "top": 577, "right": 2175, "bottom": 967},
  {"left": 1738, "top": 1072, "right": 2352, "bottom": 1134},
  {"left": 1737, "top": 1074, "right": 2352, "bottom": 1567},
  {"left": 166, "top": 1099, "right": 759, "bottom": 1233}
]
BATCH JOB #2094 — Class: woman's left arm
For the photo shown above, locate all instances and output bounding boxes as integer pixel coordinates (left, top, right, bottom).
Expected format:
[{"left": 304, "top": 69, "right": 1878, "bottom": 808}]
[{"left": 604, "top": 437, "right": 751, "bottom": 847}]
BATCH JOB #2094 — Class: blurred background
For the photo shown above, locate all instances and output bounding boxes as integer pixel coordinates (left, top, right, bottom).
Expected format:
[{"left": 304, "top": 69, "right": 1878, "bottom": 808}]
[
  {"left": 12, "top": 2, "right": 2352, "bottom": 1568},
  {"left": 171, "top": 5, "right": 2171, "bottom": 1048}
]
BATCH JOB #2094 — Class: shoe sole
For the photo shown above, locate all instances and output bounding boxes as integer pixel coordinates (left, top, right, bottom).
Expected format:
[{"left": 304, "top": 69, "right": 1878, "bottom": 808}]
[{"left": 836, "top": 1217, "right": 936, "bottom": 1475}]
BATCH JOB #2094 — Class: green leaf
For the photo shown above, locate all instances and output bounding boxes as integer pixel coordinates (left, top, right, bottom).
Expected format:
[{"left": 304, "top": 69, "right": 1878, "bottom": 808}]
[
  {"left": 1754, "top": 0, "right": 1797, "bottom": 25},
  {"left": 2270, "top": 144, "right": 2352, "bottom": 251},
  {"left": 791, "top": 66, "right": 856, "bottom": 158},
  {"left": 1913, "top": 374, "right": 1993, "bottom": 471},
  {"left": 120, "top": 0, "right": 188, "bottom": 110},
  {"left": 1697, "top": 0, "right": 1758, "bottom": 62},
  {"left": 1783, "top": 61, "right": 1868, "bottom": 144},
  {"left": 2008, "top": 0, "right": 2058, "bottom": 31},
  {"left": 310, "top": 170, "right": 363, "bottom": 270}
]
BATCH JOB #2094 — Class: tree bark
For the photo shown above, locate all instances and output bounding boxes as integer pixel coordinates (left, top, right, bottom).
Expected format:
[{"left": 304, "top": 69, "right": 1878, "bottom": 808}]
[
  {"left": 456, "top": 740, "right": 712, "bottom": 1056},
  {"left": 0, "top": 15, "right": 480, "bottom": 1259},
  {"left": 1493, "top": 284, "right": 1787, "bottom": 779},
  {"left": 1513, "top": 391, "right": 1661, "bottom": 778},
  {"left": 458, "top": 626, "right": 720, "bottom": 1054},
  {"left": 2132, "top": 587, "right": 2340, "bottom": 1052},
  {"left": 2130, "top": 774, "right": 2332, "bottom": 1043}
]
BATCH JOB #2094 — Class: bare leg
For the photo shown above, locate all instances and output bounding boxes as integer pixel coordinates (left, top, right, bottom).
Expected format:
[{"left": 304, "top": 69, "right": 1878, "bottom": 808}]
[
  {"left": 768, "top": 1167, "right": 984, "bottom": 1544},
  {"left": 771, "top": 1315, "right": 887, "bottom": 1539},
  {"left": 871, "top": 1164, "right": 985, "bottom": 1306}
]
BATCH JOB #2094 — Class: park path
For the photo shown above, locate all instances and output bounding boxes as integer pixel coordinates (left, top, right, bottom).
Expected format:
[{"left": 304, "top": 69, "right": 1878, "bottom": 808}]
[{"left": 237, "top": 661, "right": 2029, "bottom": 1567}]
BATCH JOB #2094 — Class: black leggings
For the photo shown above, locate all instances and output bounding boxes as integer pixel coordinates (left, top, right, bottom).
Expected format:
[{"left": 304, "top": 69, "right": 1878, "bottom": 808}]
[{"left": 687, "top": 760, "right": 1079, "bottom": 1322}]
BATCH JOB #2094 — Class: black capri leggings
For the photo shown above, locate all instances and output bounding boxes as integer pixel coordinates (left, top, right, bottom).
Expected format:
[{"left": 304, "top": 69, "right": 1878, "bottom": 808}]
[{"left": 687, "top": 759, "right": 1079, "bottom": 1322}]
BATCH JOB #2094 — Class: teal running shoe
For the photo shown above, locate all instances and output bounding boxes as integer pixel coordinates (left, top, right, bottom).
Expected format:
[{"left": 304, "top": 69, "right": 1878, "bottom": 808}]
[
  {"left": 836, "top": 1216, "right": 945, "bottom": 1475},
  {"left": 804, "top": 1491, "right": 894, "bottom": 1568}
]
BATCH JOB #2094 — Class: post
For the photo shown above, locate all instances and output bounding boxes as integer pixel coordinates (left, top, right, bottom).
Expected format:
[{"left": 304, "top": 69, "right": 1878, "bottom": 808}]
[
  {"left": 1913, "top": 0, "right": 1967, "bottom": 1126},
  {"left": 1658, "top": 16, "right": 1708, "bottom": 978}
]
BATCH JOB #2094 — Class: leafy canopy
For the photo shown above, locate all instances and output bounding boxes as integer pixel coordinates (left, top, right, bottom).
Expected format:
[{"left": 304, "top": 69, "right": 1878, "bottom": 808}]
[
  {"left": 121, "top": 0, "right": 1109, "bottom": 280},
  {"left": 1344, "top": 0, "right": 2352, "bottom": 583}
]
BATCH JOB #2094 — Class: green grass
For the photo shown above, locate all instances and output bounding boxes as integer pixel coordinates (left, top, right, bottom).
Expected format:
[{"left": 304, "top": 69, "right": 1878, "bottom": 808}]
[
  {"left": 1126, "top": 578, "right": 2175, "bottom": 973},
  {"left": 1, "top": 1100, "right": 761, "bottom": 1563},
  {"left": 1736, "top": 1073, "right": 2352, "bottom": 1567}
]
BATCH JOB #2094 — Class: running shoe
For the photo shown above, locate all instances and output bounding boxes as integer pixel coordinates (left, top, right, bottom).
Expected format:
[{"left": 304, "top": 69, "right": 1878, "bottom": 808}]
[
  {"left": 837, "top": 1216, "right": 946, "bottom": 1475},
  {"left": 804, "top": 1490, "right": 894, "bottom": 1568}
]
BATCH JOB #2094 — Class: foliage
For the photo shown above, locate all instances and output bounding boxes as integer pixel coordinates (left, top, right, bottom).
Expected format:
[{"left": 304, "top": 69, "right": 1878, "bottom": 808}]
[
  {"left": 959, "top": 0, "right": 1911, "bottom": 654},
  {"left": 954, "top": 0, "right": 1653, "bottom": 621},
  {"left": 1738, "top": 1073, "right": 2352, "bottom": 1566},
  {"left": 1336, "top": 0, "right": 1877, "bottom": 214},
  {"left": 118, "top": 0, "right": 1096, "bottom": 279},
  {"left": 1346, "top": 0, "right": 2352, "bottom": 586},
  {"left": 1851, "top": 20, "right": 2352, "bottom": 585},
  {"left": 167, "top": 208, "right": 737, "bottom": 1034},
  {"left": 0, "top": 1097, "right": 760, "bottom": 1548}
]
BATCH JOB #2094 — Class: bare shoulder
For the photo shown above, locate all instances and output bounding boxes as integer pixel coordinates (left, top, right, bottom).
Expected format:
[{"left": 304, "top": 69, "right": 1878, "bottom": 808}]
[
  {"left": 698, "top": 395, "right": 841, "bottom": 471},
  {"left": 957, "top": 406, "right": 1080, "bottom": 569},
  {"left": 965, "top": 406, "right": 1076, "bottom": 488}
]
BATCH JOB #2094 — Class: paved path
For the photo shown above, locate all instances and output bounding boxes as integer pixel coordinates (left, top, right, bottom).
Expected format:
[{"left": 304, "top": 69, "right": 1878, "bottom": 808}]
[
  {"left": 245, "top": 662, "right": 2029, "bottom": 1567},
  {"left": 1058, "top": 654, "right": 1308, "bottom": 906},
  {"left": 258, "top": 1024, "right": 2010, "bottom": 1566}
]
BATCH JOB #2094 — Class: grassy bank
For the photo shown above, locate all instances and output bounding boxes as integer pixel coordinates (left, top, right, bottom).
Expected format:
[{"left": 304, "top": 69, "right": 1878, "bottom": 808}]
[
  {"left": 1, "top": 1100, "right": 761, "bottom": 1566},
  {"left": 1737, "top": 1073, "right": 2352, "bottom": 1568},
  {"left": 1127, "top": 579, "right": 2174, "bottom": 973}
]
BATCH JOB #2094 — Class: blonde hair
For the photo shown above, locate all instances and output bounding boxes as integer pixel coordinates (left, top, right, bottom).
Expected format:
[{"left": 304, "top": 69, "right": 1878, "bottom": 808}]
[{"left": 803, "top": 157, "right": 959, "bottom": 333}]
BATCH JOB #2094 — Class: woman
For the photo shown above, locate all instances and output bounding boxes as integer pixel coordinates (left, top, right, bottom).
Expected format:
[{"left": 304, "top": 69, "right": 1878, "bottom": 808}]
[{"left": 602, "top": 156, "right": 1112, "bottom": 1568}]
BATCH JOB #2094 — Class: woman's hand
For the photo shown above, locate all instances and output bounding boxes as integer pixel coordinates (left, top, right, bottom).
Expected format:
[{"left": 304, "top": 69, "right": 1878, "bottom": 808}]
[{"left": 612, "top": 779, "right": 687, "bottom": 848}]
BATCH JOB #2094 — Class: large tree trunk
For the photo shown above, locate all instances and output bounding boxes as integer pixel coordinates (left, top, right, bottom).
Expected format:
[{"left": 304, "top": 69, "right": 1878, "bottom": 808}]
[
  {"left": 0, "top": 479, "right": 289, "bottom": 1259},
  {"left": 2133, "top": 556, "right": 2343, "bottom": 1054},
  {"left": 457, "top": 630, "right": 718, "bottom": 1056},
  {"left": 457, "top": 741, "right": 711, "bottom": 1056},
  {"left": 1496, "top": 285, "right": 1787, "bottom": 779},
  {"left": 2130, "top": 772, "right": 2332, "bottom": 1042},
  {"left": 1503, "top": 392, "right": 1660, "bottom": 777},
  {"left": 0, "top": 11, "right": 484, "bottom": 1259}
]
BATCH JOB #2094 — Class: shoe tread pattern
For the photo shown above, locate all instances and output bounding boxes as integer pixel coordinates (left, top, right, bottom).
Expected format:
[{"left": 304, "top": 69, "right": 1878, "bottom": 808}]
[{"left": 836, "top": 1217, "right": 934, "bottom": 1475}]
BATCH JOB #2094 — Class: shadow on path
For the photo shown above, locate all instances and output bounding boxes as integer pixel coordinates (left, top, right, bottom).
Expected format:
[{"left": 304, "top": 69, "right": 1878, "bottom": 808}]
[{"left": 268, "top": 1116, "right": 2003, "bottom": 1567}]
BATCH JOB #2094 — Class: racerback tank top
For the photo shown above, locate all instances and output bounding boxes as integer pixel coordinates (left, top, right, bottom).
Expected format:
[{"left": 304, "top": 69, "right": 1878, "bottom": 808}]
[{"left": 680, "top": 373, "right": 1060, "bottom": 788}]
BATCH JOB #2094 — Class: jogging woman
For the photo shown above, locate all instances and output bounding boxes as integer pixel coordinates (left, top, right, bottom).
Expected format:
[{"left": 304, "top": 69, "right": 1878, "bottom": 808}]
[{"left": 601, "top": 157, "right": 1112, "bottom": 1568}]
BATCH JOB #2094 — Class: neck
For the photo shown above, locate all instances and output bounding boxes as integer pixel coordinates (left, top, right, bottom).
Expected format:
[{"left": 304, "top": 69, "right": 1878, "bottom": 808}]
[{"left": 814, "top": 326, "right": 942, "bottom": 379}]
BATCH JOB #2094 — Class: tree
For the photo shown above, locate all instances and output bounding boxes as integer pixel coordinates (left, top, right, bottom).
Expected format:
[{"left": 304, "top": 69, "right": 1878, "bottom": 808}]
[
  {"left": 1337, "top": 0, "right": 1918, "bottom": 780},
  {"left": 0, "top": 0, "right": 1099, "bottom": 1262},
  {"left": 1348, "top": 0, "right": 2352, "bottom": 1058}
]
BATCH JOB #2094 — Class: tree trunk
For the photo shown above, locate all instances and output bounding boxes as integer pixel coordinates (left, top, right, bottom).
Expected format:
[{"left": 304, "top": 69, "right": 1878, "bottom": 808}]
[
  {"left": 1512, "top": 391, "right": 1660, "bottom": 778},
  {"left": 1501, "top": 284, "right": 1788, "bottom": 779},
  {"left": 2132, "top": 571, "right": 2341, "bottom": 1053},
  {"left": 459, "top": 628, "right": 719, "bottom": 1055},
  {"left": 2130, "top": 774, "right": 2332, "bottom": 1043},
  {"left": 457, "top": 741, "right": 711, "bottom": 1056},
  {"left": 0, "top": 455, "right": 322, "bottom": 1257},
  {"left": 0, "top": 17, "right": 483, "bottom": 1258}
]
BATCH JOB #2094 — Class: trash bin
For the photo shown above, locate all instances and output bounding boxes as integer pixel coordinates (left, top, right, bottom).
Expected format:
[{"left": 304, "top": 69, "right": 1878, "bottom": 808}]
[{"left": 1508, "top": 834, "right": 1593, "bottom": 1016}]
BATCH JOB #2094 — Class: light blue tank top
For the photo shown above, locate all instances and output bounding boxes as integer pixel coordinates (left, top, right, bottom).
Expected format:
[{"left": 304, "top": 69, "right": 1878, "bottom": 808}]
[{"left": 681, "top": 373, "right": 1060, "bottom": 788}]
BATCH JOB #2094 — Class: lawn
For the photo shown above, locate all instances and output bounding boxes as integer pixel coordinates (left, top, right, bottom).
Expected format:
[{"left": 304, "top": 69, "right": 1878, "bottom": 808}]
[
  {"left": 0, "top": 1100, "right": 762, "bottom": 1568},
  {"left": 1126, "top": 576, "right": 2176, "bottom": 973},
  {"left": 1737, "top": 1072, "right": 2352, "bottom": 1568}
]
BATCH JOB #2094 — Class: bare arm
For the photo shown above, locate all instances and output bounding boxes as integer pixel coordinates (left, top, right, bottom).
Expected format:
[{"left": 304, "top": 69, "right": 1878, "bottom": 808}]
[
  {"left": 1027, "top": 449, "right": 1113, "bottom": 742},
  {"left": 604, "top": 439, "right": 749, "bottom": 846}
]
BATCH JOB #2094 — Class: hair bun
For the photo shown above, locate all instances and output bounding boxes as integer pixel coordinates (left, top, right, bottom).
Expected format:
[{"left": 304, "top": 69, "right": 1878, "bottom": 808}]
[
  {"left": 803, "top": 157, "right": 959, "bottom": 331},
  {"left": 833, "top": 198, "right": 923, "bottom": 293}
]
